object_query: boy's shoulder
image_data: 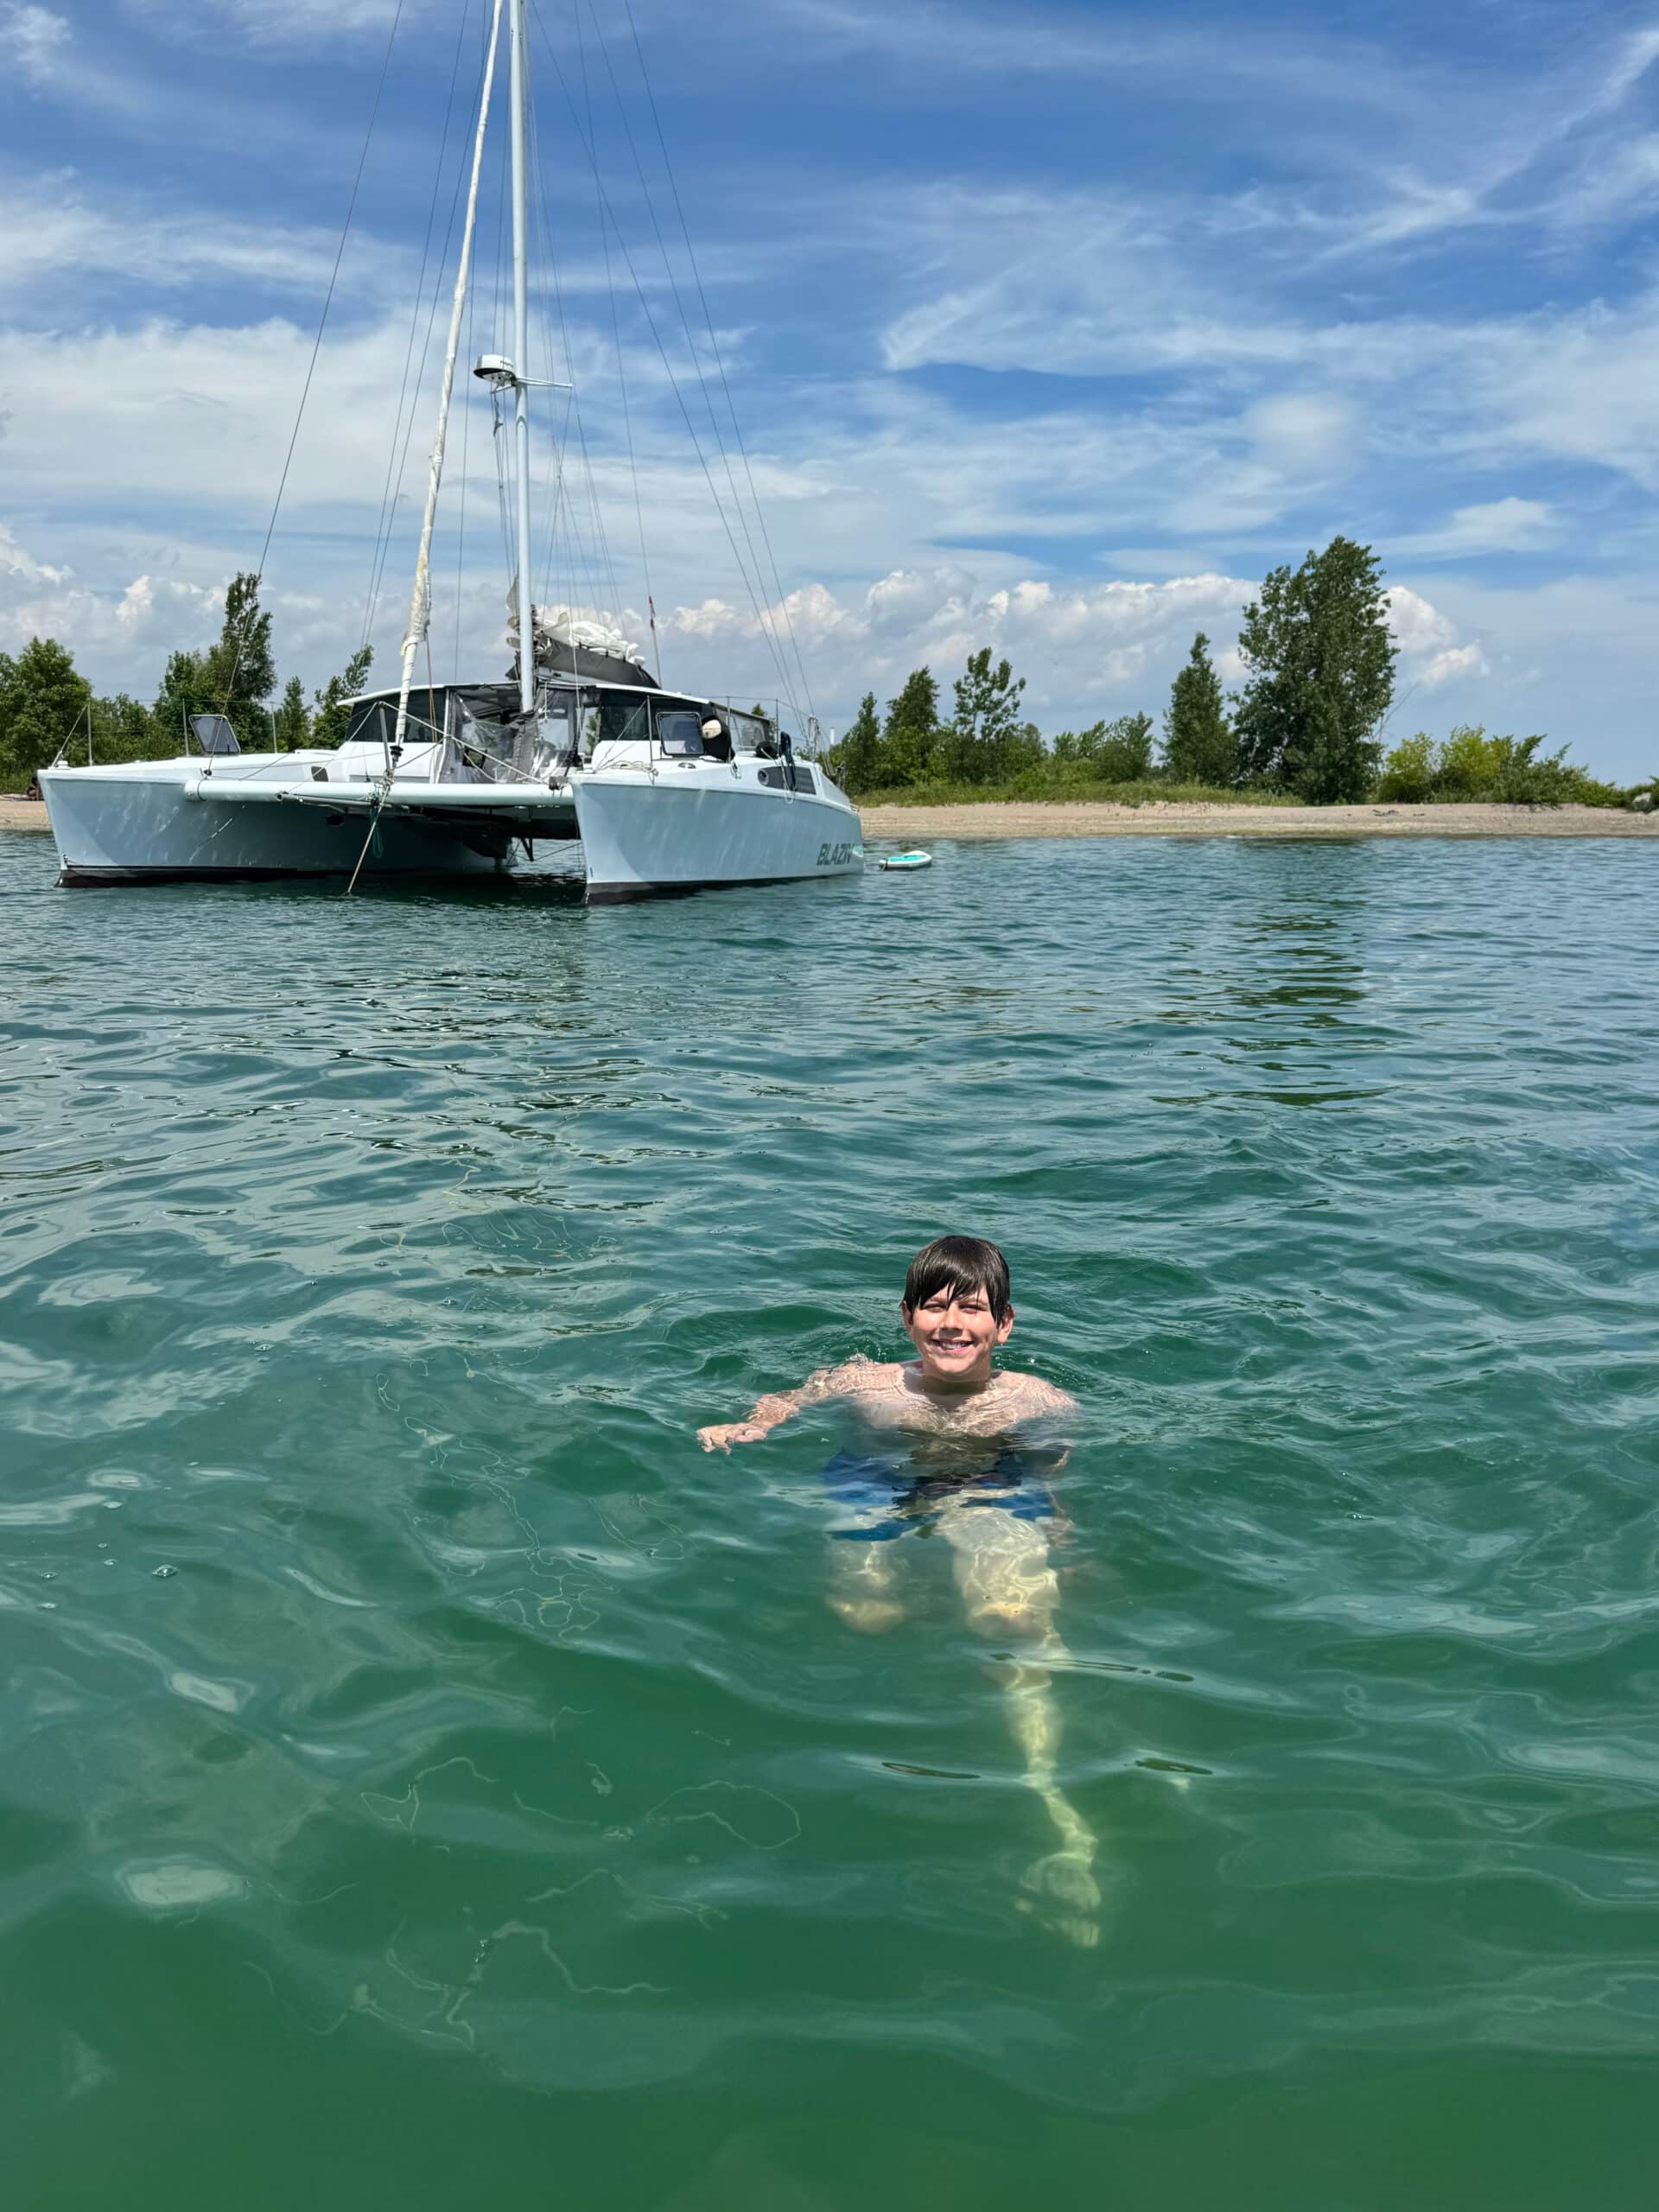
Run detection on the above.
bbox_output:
[804,1355,903,1400]
[1004,1371,1077,1413]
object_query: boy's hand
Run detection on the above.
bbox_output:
[697,1421,770,1453]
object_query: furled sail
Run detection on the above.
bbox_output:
[506,596,659,690]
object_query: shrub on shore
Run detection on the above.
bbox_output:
[1374,727,1630,807]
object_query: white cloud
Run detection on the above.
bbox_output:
[868,178,1659,508]
[1244,394,1358,478]
[15,491,1643,772]
[0,521,222,670]
[3,3,67,85]
[1385,585,1490,689]
[122,0,419,47]
[759,0,1416,114]
[0,178,376,299]
[1392,498,1556,559]
[661,563,1489,727]
[1549,135,1659,229]
[1477,297,1659,489]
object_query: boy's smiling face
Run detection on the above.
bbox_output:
[902,1278,1015,1388]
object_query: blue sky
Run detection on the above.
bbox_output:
[3,0,1659,772]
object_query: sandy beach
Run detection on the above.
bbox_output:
[6,793,1656,843]
[859,799,1659,840]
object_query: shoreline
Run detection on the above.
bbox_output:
[6,793,1656,842]
[857,799,1659,840]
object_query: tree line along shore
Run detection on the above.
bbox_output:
[3,537,1656,813]
[825,540,1655,814]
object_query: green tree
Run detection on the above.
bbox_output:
[833,690,882,793]
[150,648,217,753]
[1373,730,1437,802]
[0,637,93,783]
[1234,537,1396,802]
[880,666,941,785]
[1162,634,1236,785]
[999,719,1046,781]
[1048,713,1153,782]
[92,692,156,760]
[272,675,310,752]
[941,648,1027,784]
[202,571,276,741]
[1093,711,1155,782]
[312,644,374,748]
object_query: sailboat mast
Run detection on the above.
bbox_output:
[508,0,537,721]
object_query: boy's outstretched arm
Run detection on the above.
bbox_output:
[697,1358,874,1453]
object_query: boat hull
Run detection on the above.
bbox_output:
[40,766,509,884]
[572,769,861,900]
[38,756,861,900]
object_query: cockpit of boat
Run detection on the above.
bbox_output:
[341,681,801,785]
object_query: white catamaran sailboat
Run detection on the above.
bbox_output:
[39,0,860,903]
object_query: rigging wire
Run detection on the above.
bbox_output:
[546,389,579,628]
[619,0,813,718]
[360,0,474,652]
[489,84,514,584]
[531,86,624,634]
[524,0,798,706]
[528,56,613,626]
[518,10,626,647]
[590,16,658,676]
[451,0,493,680]
[558,3,625,626]
[453,191,477,681]
[214,0,408,722]
[364,104,480,657]
[583,0,800,706]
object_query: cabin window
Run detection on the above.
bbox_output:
[532,699,575,764]
[727,711,779,755]
[656,709,705,758]
[344,699,397,750]
[595,693,652,747]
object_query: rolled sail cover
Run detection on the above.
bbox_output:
[506,598,659,689]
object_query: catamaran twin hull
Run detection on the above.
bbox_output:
[571,762,861,900]
[39,759,519,885]
[38,753,864,901]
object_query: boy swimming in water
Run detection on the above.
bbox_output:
[697,1236,1101,1946]
[698,1232,1074,1453]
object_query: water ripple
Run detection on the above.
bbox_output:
[4,831,1659,2206]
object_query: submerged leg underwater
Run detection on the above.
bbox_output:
[819,1451,1103,1948]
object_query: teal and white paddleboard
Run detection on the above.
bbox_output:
[878,850,933,871]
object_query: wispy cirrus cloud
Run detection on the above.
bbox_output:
[0,176,391,299]
[3,3,69,85]
[755,0,1418,113]
[1390,499,1557,561]
[118,0,419,45]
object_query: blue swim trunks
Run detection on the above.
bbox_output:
[819,1448,1058,1542]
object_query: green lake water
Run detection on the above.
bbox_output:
[3,827,1658,2210]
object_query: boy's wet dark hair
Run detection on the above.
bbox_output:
[903,1235,1012,1322]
